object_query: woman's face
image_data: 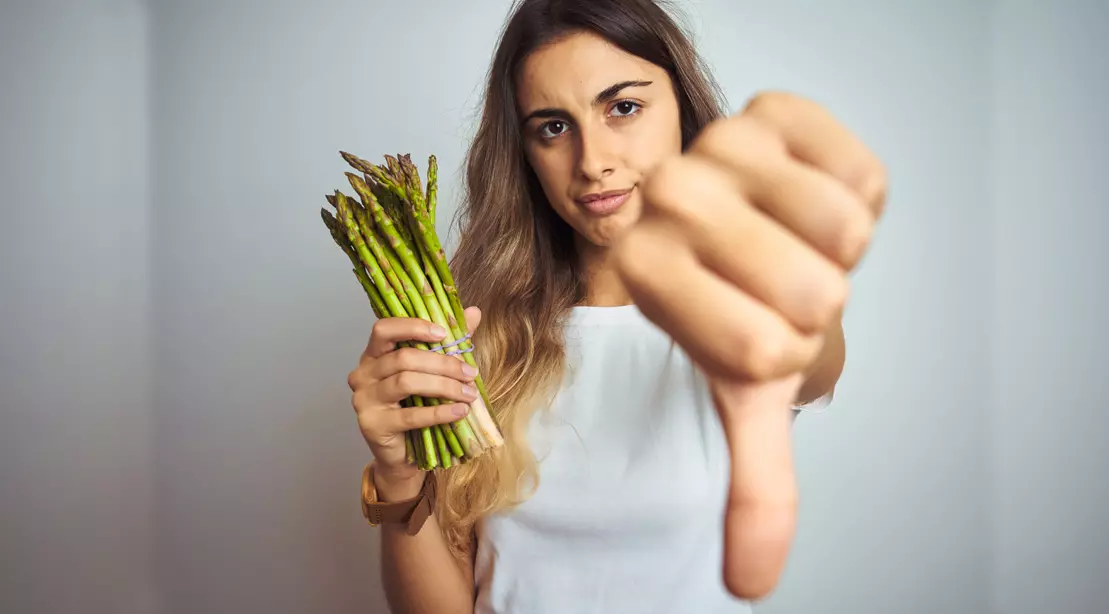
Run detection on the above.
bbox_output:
[517,31,683,249]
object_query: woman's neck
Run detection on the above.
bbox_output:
[576,240,633,307]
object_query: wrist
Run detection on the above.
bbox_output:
[373,464,426,502]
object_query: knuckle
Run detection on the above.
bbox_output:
[400,409,420,430]
[690,116,785,171]
[358,415,384,441]
[735,333,788,381]
[393,348,420,372]
[861,162,889,214]
[693,117,731,149]
[434,405,453,424]
[370,317,388,340]
[643,158,725,227]
[805,274,849,331]
[347,369,361,392]
[745,90,805,122]
[833,213,874,268]
[350,389,370,415]
[642,157,689,216]
[395,371,417,394]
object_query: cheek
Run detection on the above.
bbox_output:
[526,145,576,212]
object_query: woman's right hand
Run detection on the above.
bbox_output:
[348,307,483,496]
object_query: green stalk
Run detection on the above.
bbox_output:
[411,427,426,470]
[409,396,436,469]
[426,154,438,226]
[357,163,472,358]
[335,193,406,319]
[399,154,426,214]
[434,426,451,469]
[371,179,416,248]
[355,269,388,319]
[348,173,454,337]
[341,193,415,317]
[325,206,435,363]
[416,245,497,431]
[384,154,404,188]
[419,245,458,332]
[441,422,464,459]
[320,209,391,319]
[352,206,426,321]
[450,421,479,458]
[421,427,437,469]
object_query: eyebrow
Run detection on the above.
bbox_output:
[521,80,654,124]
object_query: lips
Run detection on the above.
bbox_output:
[575,187,633,216]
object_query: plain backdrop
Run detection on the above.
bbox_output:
[1,1,1106,613]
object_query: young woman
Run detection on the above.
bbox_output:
[348,0,886,612]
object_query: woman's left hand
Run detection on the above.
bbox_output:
[615,90,886,415]
[613,91,887,598]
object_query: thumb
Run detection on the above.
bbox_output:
[710,373,804,599]
[463,306,482,333]
[710,373,802,497]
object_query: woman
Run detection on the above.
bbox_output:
[349,0,886,612]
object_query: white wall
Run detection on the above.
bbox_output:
[0,1,158,612]
[1,1,1105,613]
[990,3,1109,613]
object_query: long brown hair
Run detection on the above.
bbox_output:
[437,0,727,559]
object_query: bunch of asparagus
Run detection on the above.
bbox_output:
[321,151,503,471]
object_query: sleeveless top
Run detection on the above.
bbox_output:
[474,305,828,614]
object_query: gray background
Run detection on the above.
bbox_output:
[1,0,1105,613]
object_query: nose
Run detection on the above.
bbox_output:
[576,123,615,182]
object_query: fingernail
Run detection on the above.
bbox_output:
[452,404,469,417]
[461,364,478,377]
[429,324,447,338]
[462,384,478,399]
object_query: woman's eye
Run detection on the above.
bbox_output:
[539,120,569,139]
[610,101,641,117]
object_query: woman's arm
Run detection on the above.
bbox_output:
[376,472,475,614]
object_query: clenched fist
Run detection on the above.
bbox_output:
[616,91,885,386]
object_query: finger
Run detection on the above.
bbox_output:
[616,222,822,382]
[382,403,470,434]
[463,306,482,333]
[369,347,479,382]
[364,317,449,360]
[377,371,480,405]
[690,131,874,269]
[643,157,848,334]
[740,92,887,217]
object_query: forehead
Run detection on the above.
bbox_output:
[516,30,668,111]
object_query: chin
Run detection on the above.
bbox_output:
[576,214,637,249]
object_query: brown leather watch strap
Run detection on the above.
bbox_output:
[361,463,437,536]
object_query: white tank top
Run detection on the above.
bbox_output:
[474,305,826,613]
